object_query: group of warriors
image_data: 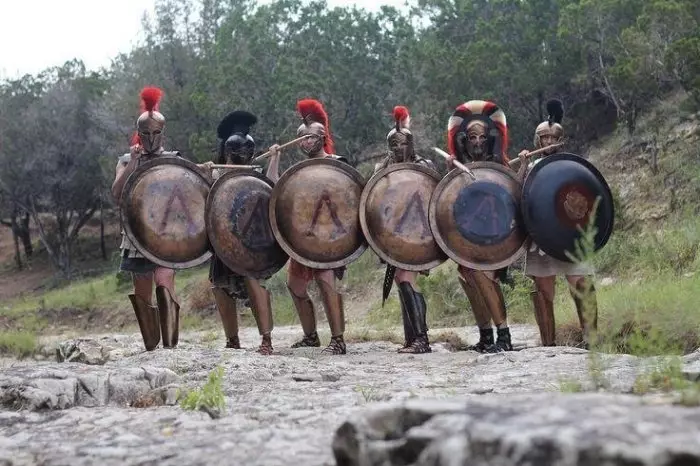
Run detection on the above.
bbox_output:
[112,87,612,356]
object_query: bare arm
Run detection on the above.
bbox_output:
[195,161,215,184]
[515,150,529,183]
[265,144,281,183]
[111,146,141,202]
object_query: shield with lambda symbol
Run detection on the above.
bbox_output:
[428,161,528,270]
[120,156,212,269]
[205,168,289,279]
[269,157,368,269]
[360,162,447,271]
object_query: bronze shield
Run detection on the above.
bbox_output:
[521,152,615,262]
[205,169,289,279]
[428,161,527,270]
[360,163,446,271]
[269,157,368,269]
[120,156,212,269]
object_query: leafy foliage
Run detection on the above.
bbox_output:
[0,0,698,275]
[179,366,227,419]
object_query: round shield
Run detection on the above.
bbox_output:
[205,169,289,279]
[120,156,212,269]
[521,152,615,262]
[428,161,528,270]
[360,163,446,271]
[269,157,368,269]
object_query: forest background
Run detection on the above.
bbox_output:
[1,0,700,359]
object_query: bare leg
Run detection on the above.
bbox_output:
[395,270,431,354]
[212,287,240,349]
[129,272,160,351]
[244,277,274,355]
[314,269,346,355]
[566,275,598,348]
[287,272,320,348]
[457,266,494,352]
[154,267,179,348]
[459,267,512,352]
[472,269,512,352]
[531,276,556,346]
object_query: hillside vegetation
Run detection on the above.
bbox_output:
[1,0,699,358]
[1,91,699,360]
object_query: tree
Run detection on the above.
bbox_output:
[0,75,43,269]
[3,61,112,277]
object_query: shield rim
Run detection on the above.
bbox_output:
[360,162,447,271]
[120,156,213,269]
[521,151,615,262]
[269,157,368,269]
[428,161,527,271]
[205,168,289,279]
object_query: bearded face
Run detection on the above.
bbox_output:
[137,112,165,155]
[455,121,488,161]
[466,122,488,158]
[297,122,325,157]
[534,122,564,155]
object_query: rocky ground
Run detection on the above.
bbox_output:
[1,324,700,466]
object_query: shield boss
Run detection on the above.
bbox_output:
[205,169,288,279]
[121,157,212,269]
[360,163,446,270]
[429,161,527,270]
[270,157,367,269]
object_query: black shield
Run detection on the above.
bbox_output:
[521,152,614,263]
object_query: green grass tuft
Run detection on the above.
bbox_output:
[0,331,37,359]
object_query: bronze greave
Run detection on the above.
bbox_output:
[316,279,345,337]
[155,286,180,348]
[531,290,556,346]
[244,277,273,336]
[397,282,428,337]
[212,287,239,346]
[128,294,160,351]
[471,271,508,326]
[287,285,317,336]
[458,274,491,328]
[571,278,599,340]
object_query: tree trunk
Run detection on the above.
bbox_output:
[19,211,32,257]
[10,213,22,270]
[627,103,637,135]
[598,51,622,118]
[28,200,60,272]
[100,192,107,260]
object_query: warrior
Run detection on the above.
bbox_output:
[266,98,348,355]
[111,87,181,351]
[515,99,599,348]
[199,111,275,355]
[446,100,513,353]
[374,106,434,353]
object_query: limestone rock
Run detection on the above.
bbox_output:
[332,394,700,466]
[0,326,698,465]
[0,363,180,410]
